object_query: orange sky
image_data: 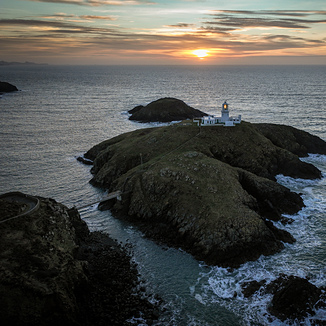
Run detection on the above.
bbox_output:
[1,1,326,65]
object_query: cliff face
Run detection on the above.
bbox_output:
[84,122,326,267]
[0,197,88,326]
[0,196,158,326]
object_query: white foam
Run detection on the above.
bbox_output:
[276,174,320,193]
[194,293,206,305]
[126,315,148,326]
[194,260,326,325]
[301,153,326,165]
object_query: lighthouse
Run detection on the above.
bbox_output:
[221,101,229,122]
[195,100,241,126]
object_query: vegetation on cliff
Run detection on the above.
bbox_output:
[84,121,326,267]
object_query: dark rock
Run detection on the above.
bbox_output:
[208,122,322,180]
[265,220,296,244]
[0,81,18,93]
[68,207,90,242]
[0,196,88,326]
[268,275,323,321]
[241,280,266,298]
[76,232,160,326]
[241,274,326,322]
[0,199,24,219]
[0,195,160,326]
[128,104,144,114]
[238,169,304,220]
[254,123,326,156]
[128,97,207,122]
[76,155,93,165]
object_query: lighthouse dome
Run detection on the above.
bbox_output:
[221,101,229,122]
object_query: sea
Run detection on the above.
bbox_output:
[0,64,326,325]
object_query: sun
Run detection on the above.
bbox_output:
[192,49,209,59]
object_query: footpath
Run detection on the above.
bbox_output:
[0,192,40,223]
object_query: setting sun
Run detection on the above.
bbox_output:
[192,49,209,59]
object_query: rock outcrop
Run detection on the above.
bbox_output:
[0,81,18,93]
[128,97,207,122]
[0,196,159,326]
[254,123,326,157]
[242,274,326,322]
[83,122,326,267]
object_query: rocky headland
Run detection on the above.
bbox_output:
[82,120,326,267]
[128,98,207,122]
[0,195,159,326]
[0,81,18,94]
[82,121,326,268]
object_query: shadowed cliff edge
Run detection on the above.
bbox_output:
[82,121,326,268]
[0,196,160,326]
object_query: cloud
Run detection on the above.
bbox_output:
[42,13,116,21]
[0,18,121,36]
[205,10,326,30]
[80,15,116,20]
[164,23,196,28]
[210,10,326,17]
[205,18,309,30]
[264,34,325,45]
[1,8,325,64]
[1,16,324,53]
[213,10,326,16]
[22,0,156,6]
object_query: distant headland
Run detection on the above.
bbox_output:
[0,60,48,66]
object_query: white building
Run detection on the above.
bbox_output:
[196,101,241,127]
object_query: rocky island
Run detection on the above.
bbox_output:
[0,194,159,326]
[0,81,18,94]
[82,121,326,268]
[128,98,207,122]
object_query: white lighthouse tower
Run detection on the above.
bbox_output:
[221,101,229,122]
[195,100,241,126]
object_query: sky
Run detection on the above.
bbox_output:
[1,0,326,65]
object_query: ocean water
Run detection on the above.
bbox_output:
[0,64,326,325]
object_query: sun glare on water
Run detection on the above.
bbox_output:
[192,49,209,59]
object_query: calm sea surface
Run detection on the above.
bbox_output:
[1,65,326,325]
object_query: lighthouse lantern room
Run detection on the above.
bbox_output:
[221,101,230,122]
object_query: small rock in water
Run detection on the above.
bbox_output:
[0,81,18,93]
[77,156,93,165]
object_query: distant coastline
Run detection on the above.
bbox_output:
[0,60,48,66]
